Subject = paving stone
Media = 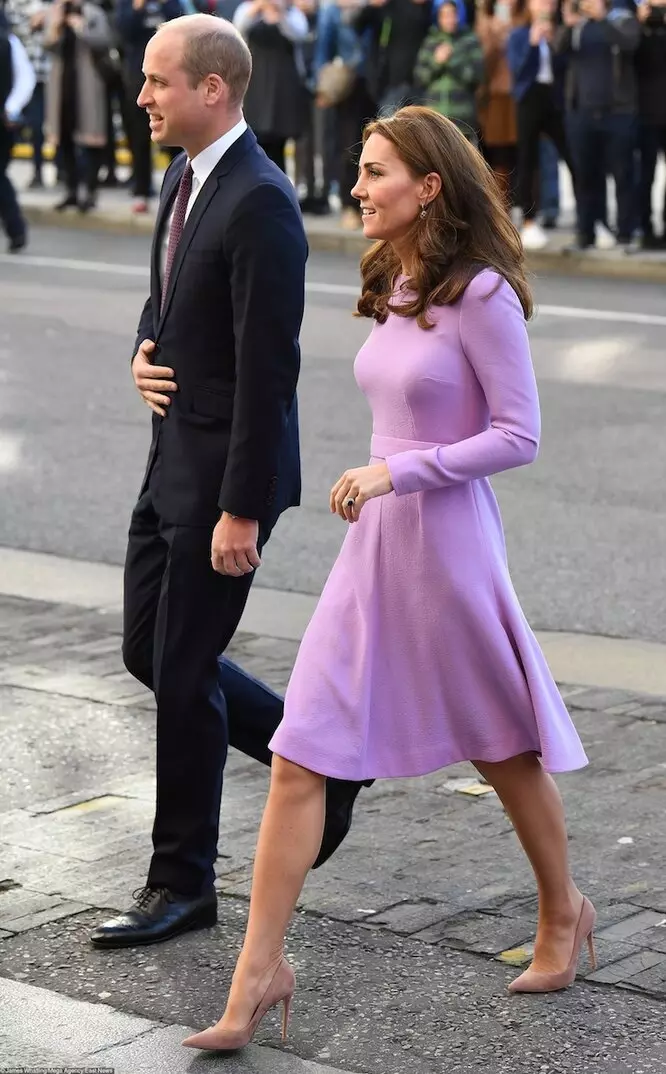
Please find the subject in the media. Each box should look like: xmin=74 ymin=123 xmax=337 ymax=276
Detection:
xmin=587 ymin=949 xmax=666 ymax=985
xmin=622 ymin=959 xmax=666 ymax=995
xmin=566 ymin=688 xmax=644 ymax=712
xmin=413 ymin=911 xmax=534 ymax=954
xmin=597 ymin=909 xmax=666 ymax=944
xmin=617 ymin=699 xmax=666 ymax=724
xmin=581 ymin=937 xmax=643 ymax=975
xmin=0 ymin=892 xmax=89 ymax=933
xmin=0 ymin=665 xmax=148 ymax=705
xmin=364 ymin=901 xmax=449 ymax=936
xmin=0 ymin=928 xmax=15 ymax=938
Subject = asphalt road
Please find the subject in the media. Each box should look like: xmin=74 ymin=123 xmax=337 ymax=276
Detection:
xmin=0 ymin=227 xmax=665 ymax=642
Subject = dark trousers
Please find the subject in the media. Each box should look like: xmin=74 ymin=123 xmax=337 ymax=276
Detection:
xmin=24 ymin=82 xmax=46 ymax=178
xmin=60 ymin=131 xmax=103 ymax=197
xmin=125 ymin=66 xmax=154 ymax=199
xmin=337 ymin=77 xmax=376 ymax=210
xmin=638 ymin=121 xmax=666 ymax=236
xmin=102 ymin=69 xmax=132 ymax=181
xmin=258 ymin=137 xmax=287 ymax=173
xmin=566 ymin=110 xmax=637 ymax=242
xmin=516 ymin=82 xmax=573 ymax=221
xmin=0 ymin=125 xmax=26 ymax=242
xmin=295 ymin=97 xmax=336 ymax=200
xmin=123 ymin=473 xmax=283 ymax=894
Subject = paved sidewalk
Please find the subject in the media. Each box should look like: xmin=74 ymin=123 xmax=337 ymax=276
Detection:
xmin=9 ymin=158 xmax=666 ymax=283
xmin=1 ymin=590 xmax=666 ymax=1072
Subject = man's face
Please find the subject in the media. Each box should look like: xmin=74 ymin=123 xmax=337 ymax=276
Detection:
xmin=138 ymin=30 xmax=207 ymax=148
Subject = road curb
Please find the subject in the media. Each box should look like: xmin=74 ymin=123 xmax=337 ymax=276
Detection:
xmin=21 ymin=204 xmax=666 ymax=283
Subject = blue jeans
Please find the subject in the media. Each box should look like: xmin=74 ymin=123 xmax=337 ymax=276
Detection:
xmin=566 ymin=110 xmax=637 ymax=242
xmin=0 ymin=125 xmax=26 ymax=242
xmin=539 ymin=135 xmax=560 ymax=220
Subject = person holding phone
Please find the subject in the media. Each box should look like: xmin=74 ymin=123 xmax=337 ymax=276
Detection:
xmin=507 ymin=0 xmax=575 ymax=250
xmin=43 ymin=0 xmax=112 ymax=211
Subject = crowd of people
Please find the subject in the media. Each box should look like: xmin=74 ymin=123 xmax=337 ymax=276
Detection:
xmin=2 ymin=0 xmax=666 ymax=251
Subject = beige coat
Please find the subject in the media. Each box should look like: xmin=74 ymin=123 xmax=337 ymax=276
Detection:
xmin=44 ymin=2 xmax=111 ymax=147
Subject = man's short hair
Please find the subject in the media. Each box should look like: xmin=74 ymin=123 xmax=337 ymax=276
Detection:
xmin=180 ymin=23 xmax=252 ymax=106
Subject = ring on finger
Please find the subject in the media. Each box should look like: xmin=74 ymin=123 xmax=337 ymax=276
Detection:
xmin=345 ymin=497 xmax=355 ymax=509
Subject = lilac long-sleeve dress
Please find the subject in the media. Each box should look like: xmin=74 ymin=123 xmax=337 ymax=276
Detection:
xmin=269 ymin=269 xmax=588 ymax=780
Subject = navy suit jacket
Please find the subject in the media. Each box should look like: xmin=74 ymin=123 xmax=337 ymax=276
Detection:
xmin=507 ymin=26 xmax=566 ymax=105
xmin=133 ymin=128 xmax=307 ymax=528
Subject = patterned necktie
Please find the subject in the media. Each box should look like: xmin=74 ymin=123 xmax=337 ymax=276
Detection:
xmin=161 ymin=161 xmax=193 ymax=310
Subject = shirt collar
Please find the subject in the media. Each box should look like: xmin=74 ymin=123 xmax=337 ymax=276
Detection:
xmin=189 ymin=117 xmax=248 ymax=190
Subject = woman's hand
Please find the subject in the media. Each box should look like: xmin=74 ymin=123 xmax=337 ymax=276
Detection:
xmin=330 ymin=463 xmax=393 ymax=523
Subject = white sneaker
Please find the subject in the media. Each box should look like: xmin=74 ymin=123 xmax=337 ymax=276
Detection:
xmin=521 ymin=222 xmax=549 ymax=251
xmin=594 ymin=223 xmax=616 ymax=250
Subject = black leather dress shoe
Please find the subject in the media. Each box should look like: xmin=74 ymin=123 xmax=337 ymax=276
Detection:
xmin=8 ymin=233 xmax=27 ymax=254
xmin=89 ymin=885 xmax=217 ymax=948
xmin=312 ymin=779 xmax=370 ymax=869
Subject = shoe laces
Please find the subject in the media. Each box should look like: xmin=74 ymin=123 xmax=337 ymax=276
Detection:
xmin=132 ymin=885 xmax=170 ymax=911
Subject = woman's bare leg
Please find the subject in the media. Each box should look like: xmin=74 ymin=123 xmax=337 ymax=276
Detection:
xmin=472 ymin=751 xmax=583 ymax=973
xmin=211 ymin=755 xmax=326 ymax=1032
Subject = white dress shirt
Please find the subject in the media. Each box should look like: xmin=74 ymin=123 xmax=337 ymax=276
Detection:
xmin=161 ymin=118 xmax=248 ymax=280
xmin=536 ymin=39 xmax=553 ymax=85
xmin=185 ymin=117 xmax=248 ymax=220
xmin=5 ymin=33 xmax=37 ymax=121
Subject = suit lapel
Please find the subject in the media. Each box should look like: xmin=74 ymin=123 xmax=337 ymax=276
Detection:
xmin=151 ymin=159 xmax=183 ymax=334
xmin=156 ymin=129 xmax=257 ymax=332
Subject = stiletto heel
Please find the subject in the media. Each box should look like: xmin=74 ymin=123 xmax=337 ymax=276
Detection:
xmin=508 ymin=896 xmax=597 ymax=994
xmin=182 ymin=958 xmax=296 ymax=1051
xmin=281 ymin=992 xmax=292 ymax=1041
xmin=587 ymin=931 xmax=597 ymax=971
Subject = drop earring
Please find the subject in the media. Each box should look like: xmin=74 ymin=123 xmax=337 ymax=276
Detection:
xmin=420 ymin=203 xmax=427 ymax=218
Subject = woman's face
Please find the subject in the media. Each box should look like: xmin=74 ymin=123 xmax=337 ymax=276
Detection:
xmin=351 ymin=133 xmax=438 ymax=244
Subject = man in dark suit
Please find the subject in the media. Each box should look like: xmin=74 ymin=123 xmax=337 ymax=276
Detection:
xmin=91 ymin=13 xmax=365 ymax=949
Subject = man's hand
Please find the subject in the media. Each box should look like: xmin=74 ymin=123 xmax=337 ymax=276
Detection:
xmin=529 ymin=20 xmax=549 ymax=43
xmin=636 ymin=1 xmax=651 ymax=20
xmin=131 ymin=339 xmax=177 ymax=417
xmin=132 ymin=339 xmax=177 ymax=414
xmin=211 ymin=514 xmax=261 ymax=576
xmin=330 ymin=462 xmax=393 ymax=523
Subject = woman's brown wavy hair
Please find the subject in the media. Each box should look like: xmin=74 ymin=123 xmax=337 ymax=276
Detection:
xmin=356 ymin=107 xmax=533 ymax=327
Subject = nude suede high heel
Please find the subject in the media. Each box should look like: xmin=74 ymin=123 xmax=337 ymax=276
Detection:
xmin=508 ymin=896 xmax=597 ymax=993
xmin=182 ymin=958 xmax=295 ymax=1051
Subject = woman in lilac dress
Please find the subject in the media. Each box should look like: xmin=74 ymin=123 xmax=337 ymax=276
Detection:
xmin=184 ymin=106 xmax=595 ymax=1051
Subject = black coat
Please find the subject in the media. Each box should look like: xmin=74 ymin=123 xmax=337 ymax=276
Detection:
xmin=636 ymin=10 xmax=666 ymax=126
xmin=0 ymin=12 xmax=12 ymax=112
xmin=243 ymin=21 xmax=307 ymax=140
xmin=133 ymin=129 xmax=307 ymax=527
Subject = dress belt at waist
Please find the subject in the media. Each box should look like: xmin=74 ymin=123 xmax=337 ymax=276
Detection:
xmin=370 ymin=433 xmax=444 ymax=458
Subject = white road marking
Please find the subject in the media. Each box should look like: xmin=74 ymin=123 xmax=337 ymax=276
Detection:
xmin=2 ymin=253 xmax=666 ymax=327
